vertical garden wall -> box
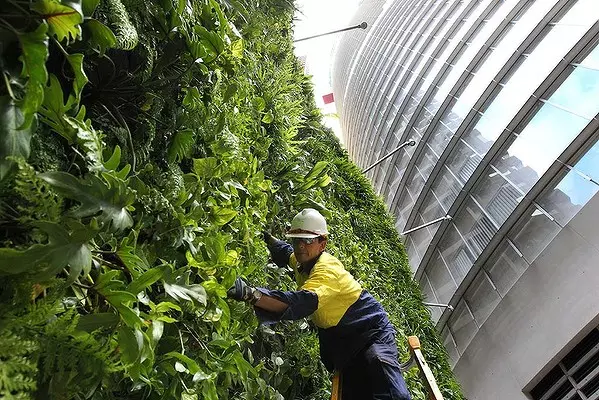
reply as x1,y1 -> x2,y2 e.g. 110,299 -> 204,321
0,0 -> 463,398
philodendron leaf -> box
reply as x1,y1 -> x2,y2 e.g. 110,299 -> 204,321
163,270 -> 207,307
33,0 -> 84,43
85,19 -> 117,56
17,23 -> 49,129
81,0 -> 100,16
167,129 -> 194,163
39,171 -> 135,230
66,53 -> 88,106
163,281 -> 207,307
0,221 -> 95,281
0,96 -> 32,182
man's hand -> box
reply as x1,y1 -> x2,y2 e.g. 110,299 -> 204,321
227,277 -> 255,302
262,231 -> 277,246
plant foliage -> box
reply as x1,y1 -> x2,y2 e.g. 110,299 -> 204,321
0,0 -> 464,398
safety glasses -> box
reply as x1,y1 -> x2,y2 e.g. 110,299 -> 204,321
291,237 -> 320,246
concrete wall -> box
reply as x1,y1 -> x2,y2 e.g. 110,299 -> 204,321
454,192 -> 599,399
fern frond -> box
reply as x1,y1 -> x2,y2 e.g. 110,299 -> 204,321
0,332 -> 38,399
13,160 -> 62,224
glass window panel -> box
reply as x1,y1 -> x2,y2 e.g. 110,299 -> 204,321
495,103 -> 590,194
406,234 -> 422,268
447,139 -> 483,185
537,168 -> 598,227
484,240 -> 529,297
432,167 -> 461,212
411,213 -> 434,262
471,165 -> 521,226
420,271 -> 438,304
418,145 -> 439,180
547,63 -> 599,120
465,270 -> 501,325
454,196 -> 498,258
575,138 -> 599,183
442,327 -> 459,367
558,0 -> 599,27
426,250 -> 457,304
428,122 -> 453,154
438,223 -> 474,284
421,189 -> 446,223
448,300 -> 478,353
461,116 -> 492,156
510,205 -> 562,263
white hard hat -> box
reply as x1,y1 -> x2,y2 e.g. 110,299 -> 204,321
285,208 -> 329,239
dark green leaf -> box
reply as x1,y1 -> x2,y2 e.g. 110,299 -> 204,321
167,130 -> 194,163
39,171 -> 135,230
0,97 -> 32,182
76,312 -> 120,332
66,53 -> 88,106
0,221 -> 94,281
17,23 -> 49,129
85,19 -> 117,56
252,97 -> 265,112
127,267 -> 164,295
165,352 -> 200,374
118,326 -> 142,364
82,0 -> 100,16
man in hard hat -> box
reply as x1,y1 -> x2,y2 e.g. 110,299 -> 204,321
228,208 -> 411,400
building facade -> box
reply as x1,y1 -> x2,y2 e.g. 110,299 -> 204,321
332,1 -> 599,399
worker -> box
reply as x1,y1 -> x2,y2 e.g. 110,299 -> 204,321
227,208 -> 411,400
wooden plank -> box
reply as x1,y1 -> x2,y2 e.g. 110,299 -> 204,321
331,371 -> 342,400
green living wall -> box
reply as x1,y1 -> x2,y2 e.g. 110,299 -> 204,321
0,0 -> 463,398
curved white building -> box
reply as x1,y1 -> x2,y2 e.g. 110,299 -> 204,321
333,1 -> 599,399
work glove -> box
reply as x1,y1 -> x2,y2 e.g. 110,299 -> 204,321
227,277 -> 255,303
262,230 -> 277,247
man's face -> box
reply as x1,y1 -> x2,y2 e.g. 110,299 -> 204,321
291,237 -> 326,264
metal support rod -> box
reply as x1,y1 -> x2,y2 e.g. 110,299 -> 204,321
295,22 -> 368,43
400,215 -> 452,236
362,139 -> 417,173
422,302 -> 454,311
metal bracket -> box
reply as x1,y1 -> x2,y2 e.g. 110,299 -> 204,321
295,22 -> 368,43
422,302 -> 454,311
400,215 -> 452,235
362,139 -> 417,173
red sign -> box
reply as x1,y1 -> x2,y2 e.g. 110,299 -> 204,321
322,93 -> 335,104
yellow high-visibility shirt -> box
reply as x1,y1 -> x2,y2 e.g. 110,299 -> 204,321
289,252 -> 362,328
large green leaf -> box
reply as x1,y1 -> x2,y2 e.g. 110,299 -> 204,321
65,115 -> 105,172
167,129 -> 194,163
39,74 -> 72,141
163,270 -> 207,307
0,221 -> 94,281
0,97 -> 32,182
33,0 -> 83,43
76,312 -> 120,332
66,53 -> 88,106
17,23 -> 49,129
85,19 -> 117,56
127,267 -> 164,295
39,171 -> 135,230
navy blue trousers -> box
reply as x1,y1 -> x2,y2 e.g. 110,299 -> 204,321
340,336 -> 411,400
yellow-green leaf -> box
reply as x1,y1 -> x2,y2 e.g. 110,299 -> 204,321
33,0 -> 83,43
